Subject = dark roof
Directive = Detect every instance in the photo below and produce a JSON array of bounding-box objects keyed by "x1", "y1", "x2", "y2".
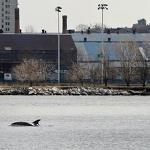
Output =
[
  {"x1": 0, "y1": 33, "x2": 76, "y2": 51},
  {"x1": 0, "y1": 34, "x2": 77, "y2": 69}
]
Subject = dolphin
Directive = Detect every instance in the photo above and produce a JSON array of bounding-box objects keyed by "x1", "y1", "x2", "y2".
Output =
[{"x1": 10, "y1": 119, "x2": 41, "y2": 127}]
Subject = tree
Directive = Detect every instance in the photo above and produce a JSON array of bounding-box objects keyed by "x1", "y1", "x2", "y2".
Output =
[
  {"x1": 88, "y1": 58, "x2": 111, "y2": 86},
  {"x1": 101, "y1": 45, "x2": 112, "y2": 86},
  {"x1": 103, "y1": 56, "x2": 111, "y2": 86},
  {"x1": 137, "y1": 46, "x2": 149, "y2": 87},
  {"x1": 98, "y1": 44, "x2": 117, "y2": 86},
  {"x1": 76, "y1": 24, "x2": 89, "y2": 32},
  {"x1": 76, "y1": 23, "x2": 106, "y2": 33},
  {"x1": 25, "y1": 25, "x2": 36, "y2": 33},
  {"x1": 12, "y1": 59, "x2": 55, "y2": 84},
  {"x1": 67, "y1": 63, "x2": 89, "y2": 85},
  {"x1": 117, "y1": 41, "x2": 139, "y2": 86},
  {"x1": 89, "y1": 64, "x2": 101, "y2": 85},
  {"x1": 90, "y1": 23, "x2": 103, "y2": 33},
  {"x1": 138, "y1": 59, "x2": 149, "y2": 87}
]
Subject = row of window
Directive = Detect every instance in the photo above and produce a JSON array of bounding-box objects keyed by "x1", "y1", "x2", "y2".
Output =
[
  {"x1": 0, "y1": 27, "x2": 10, "y2": 31},
  {"x1": 5, "y1": 28, "x2": 10, "y2": 31},
  {"x1": 1, "y1": 5, "x2": 10, "y2": 10},
  {"x1": 1, "y1": 11, "x2": 10, "y2": 15},
  {"x1": 1, "y1": 0, "x2": 10, "y2": 4},
  {"x1": 5, "y1": 22, "x2": 10, "y2": 25},
  {"x1": 1, "y1": 0, "x2": 12, "y2": 32},
  {"x1": 2, "y1": 22, "x2": 10, "y2": 28},
  {"x1": 1, "y1": 17, "x2": 10, "y2": 23},
  {"x1": 1, "y1": 15, "x2": 10, "y2": 19}
]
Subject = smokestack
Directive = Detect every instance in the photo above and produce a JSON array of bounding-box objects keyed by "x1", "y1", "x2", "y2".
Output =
[
  {"x1": 62, "y1": 15, "x2": 67, "y2": 34},
  {"x1": 15, "y1": 8, "x2": 20, "y2": 33}
]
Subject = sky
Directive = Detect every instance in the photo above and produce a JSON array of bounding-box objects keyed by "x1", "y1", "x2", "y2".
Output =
[{"x1": 19, "y1": 0, "x2": 150, "y2": 33}]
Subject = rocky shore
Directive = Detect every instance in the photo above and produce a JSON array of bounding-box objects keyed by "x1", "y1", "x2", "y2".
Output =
[{"x1": 0, "y1": 86, "x2": 148, "y2": 96}]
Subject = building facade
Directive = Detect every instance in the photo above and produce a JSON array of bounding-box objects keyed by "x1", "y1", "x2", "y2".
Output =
[
  {"x1": 0, "y1": 33, "x2": 77, "y2": 81},
  {"x1": 0, "y1": 0, "x2": 19, "y2": 33},
  {"x1": 72, "y1": 32, "x2": 150, "y2": 61},
  {"x1": 71, "y1": 33, "x2": 150, "y2": 83}
]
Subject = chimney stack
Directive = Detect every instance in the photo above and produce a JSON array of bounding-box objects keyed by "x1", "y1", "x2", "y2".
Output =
[
  {"x1": 62, "y1": 15, "x2": 67, "y2": 34},
  {"x1": 15, "y1": 8, "x2": 20, "y2": 33}
]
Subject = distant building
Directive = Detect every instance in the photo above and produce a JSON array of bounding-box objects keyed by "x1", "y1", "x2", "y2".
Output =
[
  {"x1": 132, "y1": 18, "x2": 150, "y2": 33},
  {"x1": 106, "y1": 27, "x2": 133, "y2": 34},
  {"x1": 105, "y1": 19, "x2": 150, "y2": 34},
  {"x1": 73, "y1": 19, "x2": 150, "y2": 34},
  {"x1": 71, "y1": 32, "x2": 150, "y2": 83},
  {"x1": 72, "y1": 32, "x2": 150, "y2": 61},
  {"x1": 138, "y1": 18, "x2": 146, "y2": 26},
  {"x1": 0, "y1": 0, "x2": 20, "y2": 33},
  {"x1": 0, "y1": 33, "x2": 77, "y2": 81}
]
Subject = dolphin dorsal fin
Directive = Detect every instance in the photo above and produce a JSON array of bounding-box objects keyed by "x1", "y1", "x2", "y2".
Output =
[{"x1": 32, "y1": 119, "x2": 41, "y2": 126}]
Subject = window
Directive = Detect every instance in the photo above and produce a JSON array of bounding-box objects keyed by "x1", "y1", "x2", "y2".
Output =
[
  {"x1": 5, "y1": 0, "x2": 10, "y2": 3},
  {"x1": 5, "y1": 5, "x2": 10, "y2": 8},
  {"x1": 4, "y1": 73, "x2": 12, "y2": 81},
  {"x1": 4, "y1": 46, "x2": 12, "y2": 50},
  {"x1": 5, "y1": 16, "x2": 10, "y2": 20},
  {"x1": 5, "y1": 11, "x2": 10, "y2": 14},
  {"x1": 5, "y1": 28, "x2": 10, "y2": 31},
  {"x1": 108, "y1": 38, "x2": 111, "y2": 42},
  {"x1": 84, "y1": 37, "x2": 87, "y2": 42},
  {"x1": 5, "y1": 22, "x2": 10, "y2": 25}
]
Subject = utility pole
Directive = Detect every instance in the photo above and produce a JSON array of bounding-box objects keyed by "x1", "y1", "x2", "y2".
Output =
[
  {"x1": 98, "y1": 4, "x2": 108, "y2": 84},
  {"x1": 55, "y1": 6, "x2": 62, "y2": 83}
]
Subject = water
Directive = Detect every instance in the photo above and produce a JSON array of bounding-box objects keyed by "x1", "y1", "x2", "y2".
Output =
[{"x1": 0, "y1": 96, "x2": 150, "y2": 150}]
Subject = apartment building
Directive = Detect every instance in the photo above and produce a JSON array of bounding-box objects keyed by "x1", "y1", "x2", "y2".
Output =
[{"x1": 0, "y1": 0, "x2": 19, "y2": 33}]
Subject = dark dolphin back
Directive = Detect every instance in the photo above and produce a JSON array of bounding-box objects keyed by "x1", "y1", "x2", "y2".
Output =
[
  {"x1": 32, "y1": 119, "x2": 41, "y2": 126},
  {"x1": 11, "y1": 122, "x2": 33, "y2": 126}
]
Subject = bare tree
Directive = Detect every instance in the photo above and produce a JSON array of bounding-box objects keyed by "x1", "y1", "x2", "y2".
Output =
[
  {"x1": 117, "y1": 41, "x2": 139, "y2": 86},
  {"x1": 12, "y1": 59, "x2": 54, "y2": 84},
  {"x1": 98, "y1": 44, "x2": 116, "y2": 86},
  {"x1": 103, "y1": 57, "x2": 111, "y2": 86},
  {"x1": 89, "y1": 64, "x2": 101, "y2": 85},
  {"x1": 90, "y1": 23, "x2": 103, "y2": 33},
  {"x1": 67, "y1": 63, "x2": 89, "y2": 85},
  {"x1": 76, "y1": 24, "x2": 89, "y2": 32},
  {"x1": 137, "y1": 46, "x2": 149, "y2": 87},
  {"x1": 46, "y1": 63, "x2": 56, "y2": 81},
  {"x1": 76, "y1": 23, "x2": 107, "y2": 33},
  {"x1": 138, "y1": 59, "x2": 149, "y2": 87},
  {"x1": 25, "y1": 25, "x2": 36, "y2": 33},
  {"x1": 101, "y1": 45, "x2": 111, "y2": 86}
]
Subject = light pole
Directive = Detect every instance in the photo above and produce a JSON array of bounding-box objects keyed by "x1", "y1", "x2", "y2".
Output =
[
  {"x1": 55, "y1": 6, "x2": 62, "y2": 83},
  {"x1": 98, "y1": 4, "x2": 108, "y2": 84}
]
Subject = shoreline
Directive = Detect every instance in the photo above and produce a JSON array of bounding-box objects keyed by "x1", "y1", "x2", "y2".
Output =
[{"x1": 0, "y1": 86, "x2": 149, "y2": 96}]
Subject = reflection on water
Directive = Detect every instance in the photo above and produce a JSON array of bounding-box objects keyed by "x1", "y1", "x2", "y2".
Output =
[{"x1": 0, "y1": 96, "x2": 150, "y2": 150}]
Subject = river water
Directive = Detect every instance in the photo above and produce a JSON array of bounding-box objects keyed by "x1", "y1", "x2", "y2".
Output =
[{"x1": 0, "y1": 96, "x2": 150, "y2": 150}]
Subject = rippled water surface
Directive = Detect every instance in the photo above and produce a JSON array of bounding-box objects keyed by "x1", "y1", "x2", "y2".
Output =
[{"x1": 0, "y1": 96, "x2": 150, "y2": 150}]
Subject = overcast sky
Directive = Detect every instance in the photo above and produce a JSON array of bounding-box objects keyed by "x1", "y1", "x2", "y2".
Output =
[{"x1": 19, "y1": 0, "x2": 150, "y2": 33}]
